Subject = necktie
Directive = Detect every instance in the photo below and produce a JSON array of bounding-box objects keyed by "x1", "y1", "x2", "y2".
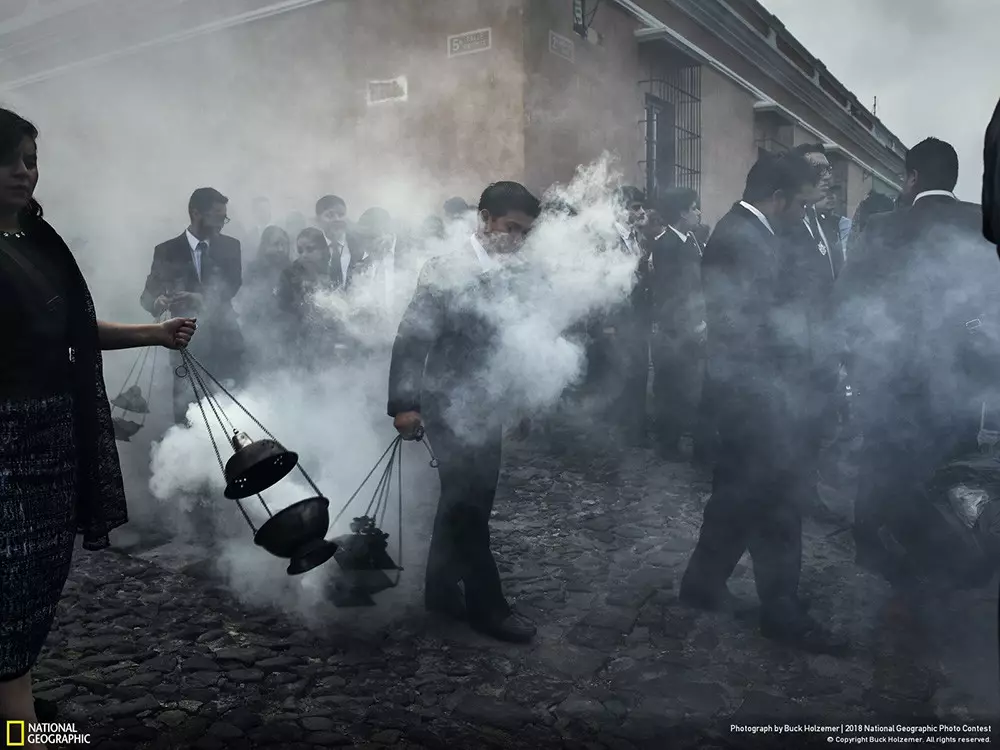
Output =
[{"x1": 194, "y1": 241, "x2": 207, "y2": 281}]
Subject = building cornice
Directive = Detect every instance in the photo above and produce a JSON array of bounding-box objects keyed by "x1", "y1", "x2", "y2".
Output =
[
  {"x1": 658, "y1": 0, "x2": 904, "y2": 173},
  {"x1": 613, "y1": 0, "x2": 902, "y2": 189}
]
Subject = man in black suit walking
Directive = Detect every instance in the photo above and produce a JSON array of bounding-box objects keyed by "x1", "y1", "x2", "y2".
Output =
[
  {"x1": 141, "y1": 187, "x2": 244, "y2": 424},
  {"x1": 834, "y1": 137, "x2": 1000, "y2": 583},
  {"x1": 649, "y1": 187, "x2": 706, "y2": 459},
  {"x1": 388, "y1": 181, "x2": 540, "y2": 644},
  {"x1": 679, "y1": 152, "x2": 847, "y2": 654}
]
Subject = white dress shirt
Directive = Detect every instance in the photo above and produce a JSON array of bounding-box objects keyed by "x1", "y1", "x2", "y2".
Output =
[
  {"x1": 324, "y1": 232, "x2": 352, "y2": 283},
  {"x1": 738, "y1": 200, "x2": 775, "y2": 235},
  {"x1": 912, "y1": 189, "x2": 957, "y2": 205},
  {"x1": 185, "y1": 229, "x2": 207, "y2": 281},
  {"x1": 470, "y1": 234, "x2": 499, "y2": 272}
]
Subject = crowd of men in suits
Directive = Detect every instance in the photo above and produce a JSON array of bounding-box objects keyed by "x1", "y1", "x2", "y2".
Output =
[
  {"x1": 136, "y1": 132, "x2": 1000, "y2": 651},
  {"x1": 139, "y1": 189, "x2": 475, "y2": 423}
]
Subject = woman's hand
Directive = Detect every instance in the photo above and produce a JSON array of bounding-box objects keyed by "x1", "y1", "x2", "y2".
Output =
[{"x1": 157, "y1": 317, "x2": 197, "y2": 350}]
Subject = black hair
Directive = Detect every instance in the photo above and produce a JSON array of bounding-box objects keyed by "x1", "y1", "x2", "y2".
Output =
[
  {"x1": 540, "y1": 193, "x2": 579, "y2": 217},
  {"x1": 443, "y1": 196, "x2": 472, "y2": 216},
  {"x1": 477, "y1": 181, "x2": 541, "y2": 219},
  {"x1": 316, "y1": 194, "x2": 346, "y2": 216},
  {"x1": 188, "y1": 187, "x2": 228, "y2": 215},
  {"x1": 742, "y1": 151, "x2": 815, "y2": 203},
  {"x1": 296, "y1": 227, "x2": 330, "y2": 260},
  {"x1": 357, "y1": 206, "x2": 392, "y2": 236},
  {"x1": 0, "y1": 108, "x2": 42, "y2": 222},
  {"x1": 616, "y1": 185, "x2": 646, "y2": 207},
  {"x1": 658, "y1": 187, "x2": 699, "y2": 225},
  {"x1": 905, "y1": 137, "x2": 959, "y2": 192},
  {"x1": 851, "y1": 190, "x2": 895, "y2": 235}
]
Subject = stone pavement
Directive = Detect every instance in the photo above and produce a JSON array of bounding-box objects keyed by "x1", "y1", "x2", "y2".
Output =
[{"x1": 38, "y1": 433, "x2": 998, "y2": 750}]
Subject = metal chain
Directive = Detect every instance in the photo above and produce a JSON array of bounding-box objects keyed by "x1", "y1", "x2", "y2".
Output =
[
  {"x1": 331, "y1": 436, "x2": 402, "y2": 528},
  {"x1": 181, "y1": 350, "x2": 279, "y2": 442}
]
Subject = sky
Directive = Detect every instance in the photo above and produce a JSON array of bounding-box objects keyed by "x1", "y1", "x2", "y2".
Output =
[{"x1": 760, "y1": 0, "x2": 998, "y2": 201}]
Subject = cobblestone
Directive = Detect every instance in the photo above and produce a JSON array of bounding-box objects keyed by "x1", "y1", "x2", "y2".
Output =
[{"x1": 38, "y1": 434, "x2": 998, "y2": 749}]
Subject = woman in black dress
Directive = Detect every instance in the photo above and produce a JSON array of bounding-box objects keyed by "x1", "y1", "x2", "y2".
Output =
[{"x1": 0, "y1": 109, "x2": 197, "y2": 730}]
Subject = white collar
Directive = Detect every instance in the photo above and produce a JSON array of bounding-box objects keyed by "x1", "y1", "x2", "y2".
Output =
[
  {"x1": 186, "y1": 230, "x2": 208, "y2": 252},
  {"x1": 653, "y1": 228, "x2": 667, "y2": 241},
  {"x1": 738, "y1": 201, "x2": 775, "y2": 235},
  {"x1": 615, "y1": 222, "x2": 633, "y2": 243},
  {"x1": 668, "y1": 225, "x2": 688, "y2": 242},
  {"x1": 470, "y1": 234, "x2": 498, "y2": 272},
  {"x1": 912, "y1": 190, "x2": 957, "y2": 205}
]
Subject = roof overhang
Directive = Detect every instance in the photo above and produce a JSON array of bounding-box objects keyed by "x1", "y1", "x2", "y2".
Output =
[{"x1": 618, "y1": 0, "x2": 902, "y2": 190}]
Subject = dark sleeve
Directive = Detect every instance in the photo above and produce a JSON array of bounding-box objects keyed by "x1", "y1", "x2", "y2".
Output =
[
  {"x1": 218, "y1": 239, "x2": 243, "y2": 303},
  {"x1": 276, "y1": 266, "x2": 301, "y2": 317},
  {"x1": 984, "y1": 97, "x2": 1000, "y2": 246},
  {"x1": 701, "y1": 225, "x2": 775, "y2": 366},
  {"x1": 387, "y1": 261, "x2": 445, "y2": 417},
  {"x1": 652, "y1": 235, "x2": 700, "y2": 333},
  {"x1": 139, "y1": 245, "x2": 167, "y2": 317}
]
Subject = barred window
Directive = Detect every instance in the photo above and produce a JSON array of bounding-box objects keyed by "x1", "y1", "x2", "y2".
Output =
[{"x1": 639, "y1": 46, "x2": 701, "y2": 202}]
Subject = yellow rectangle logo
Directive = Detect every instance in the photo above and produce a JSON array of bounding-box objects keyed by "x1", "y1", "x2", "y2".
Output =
[{"x1": 6, "y1": 720, "x2": 25, "y2": 746}]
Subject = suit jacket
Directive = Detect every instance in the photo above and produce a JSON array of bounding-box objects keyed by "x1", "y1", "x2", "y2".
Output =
[
  {"x1": 832, "y1": 194, "x2": 1000, "y2": 410},
  {"x1": 140, "y1": 232, "x2": 243, "y2": 357},
  {"x1": 650, "y1": 228, "x2": 705, "y2": 343},
  {"x1": 387, "y1": 246, "x2": 503, "y2": 430},
  {"x1": 984, "y1": 96, "x2": 1000, "y2": 247},
  {"x1": 701, "y1": 203, "x2": 787, "y2": 390},
  {"x1": 328, "y1": 231, "x2": 368, "y2": 290},
  {"x1": 776, "y1": 209, "x2": 842, "y2": 376}
]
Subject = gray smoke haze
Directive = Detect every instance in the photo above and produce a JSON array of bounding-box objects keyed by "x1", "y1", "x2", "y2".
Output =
[
  {"x1": 143, "y1": 153, "x2": 641, "y2": 616},
  {"x1": 760, "y1": 0, "x2": 999, "y2": 202}
]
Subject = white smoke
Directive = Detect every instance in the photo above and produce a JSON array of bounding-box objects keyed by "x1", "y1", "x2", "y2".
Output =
[{"x1": 144, "y1": 154, "x2": 642, "y2": 618}]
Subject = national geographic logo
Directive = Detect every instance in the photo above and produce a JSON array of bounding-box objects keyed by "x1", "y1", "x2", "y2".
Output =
[{"x1": 6, "y1": 721, "x2": 91, "y2": 746}]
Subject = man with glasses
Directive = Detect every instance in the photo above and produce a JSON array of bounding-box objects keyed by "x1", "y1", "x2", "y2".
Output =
[{"x1": 141, "y1": 187, "x2": 245, "y2": 425}]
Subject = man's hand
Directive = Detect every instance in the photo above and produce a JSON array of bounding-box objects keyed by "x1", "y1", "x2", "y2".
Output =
[
  {"x1": 393, "y1": 410, "x2": 423, "y2": 440},
  {"x1": 156, "y1": 318, "x2": 197, "y2": 350},
  {"x1": 152, "y1": 294, "x2": 173, "y2": 316},
  {"x1": 694, "y1": 320, "x2": 708, "y2": 346},
  {"x1": 171, "y1": 291, "x2": 204, "y2": 311}
]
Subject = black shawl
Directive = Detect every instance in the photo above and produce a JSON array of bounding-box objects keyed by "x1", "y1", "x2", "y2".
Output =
[{"x1": 28, "y1": 216, "x2": 129, "y2": 550}]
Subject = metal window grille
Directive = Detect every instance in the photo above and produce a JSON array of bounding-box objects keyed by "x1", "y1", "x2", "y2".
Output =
[{"x1": 639, "y1": 51, "x2": 701, "y2": 202}]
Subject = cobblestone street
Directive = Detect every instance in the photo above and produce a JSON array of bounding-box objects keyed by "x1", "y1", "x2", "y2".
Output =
[{"x1": 40, "y1": 431, "x2": 1000, "y2": 750}]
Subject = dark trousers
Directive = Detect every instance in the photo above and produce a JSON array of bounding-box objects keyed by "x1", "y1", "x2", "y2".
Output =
[
  {"x1": 424, "y1": 419, "x2": 509, "y2": 623},
  {"x1": 651, "y1": 335, "x2": 702, "y2": 446},
  {"x1": 681, "y1": 388, "x2": 803, "y2": 615},
  {"x1": 590, "y1": 323, "x2": 649, "y2": 440}
]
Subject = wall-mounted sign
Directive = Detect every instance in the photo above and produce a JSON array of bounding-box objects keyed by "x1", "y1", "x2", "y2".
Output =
[
  {"x1": 367, "y1": 76, "x2": 407, "y2": 105},
  {"x1": 448, "y1": 28, "x2": 491, "y2": 58},
  {"x1": 549, "y1": 30, "x2": 574, "y2": 62}
]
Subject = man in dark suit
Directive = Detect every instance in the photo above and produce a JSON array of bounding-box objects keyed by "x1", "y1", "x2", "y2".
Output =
[
  {"x1": 985, "y1": 97, "x2": 1000, "y2": 250},
  {"x1": 782, "y1": 144, "x2": 846, "y2": 520},
  {"x1": 833, "y1": 137, "x2": 1000, "y2": 584},
  {"x1": 141, "y1": 187, "x2": 244, "y2": 424},
  {"x1": 388, "y1": 181, "x2": 540, "y2": 644},
  {"x1": 597, "y1": 186, "x2": 653, "y2": 445},
  {"x1": 315, "y1": 194, "x2": 366, "y2": 290},
  {"x1": 649, "y1": 187, "x2": 706, "y2": 459},
  {"x1": 679, "y1": 152, "x2": 847, "y2": 654}
]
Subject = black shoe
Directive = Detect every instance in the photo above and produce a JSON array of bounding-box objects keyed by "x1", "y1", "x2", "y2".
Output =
[
  {"x1": 470, "y1": 612, "x2": 536, "y2": 644},
  {"x1": 760, "y1": 613, "x2": 849, "y2": 656},
  {"x1": 678, "y1": 584, "x2": 744, "y2": 613}
]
